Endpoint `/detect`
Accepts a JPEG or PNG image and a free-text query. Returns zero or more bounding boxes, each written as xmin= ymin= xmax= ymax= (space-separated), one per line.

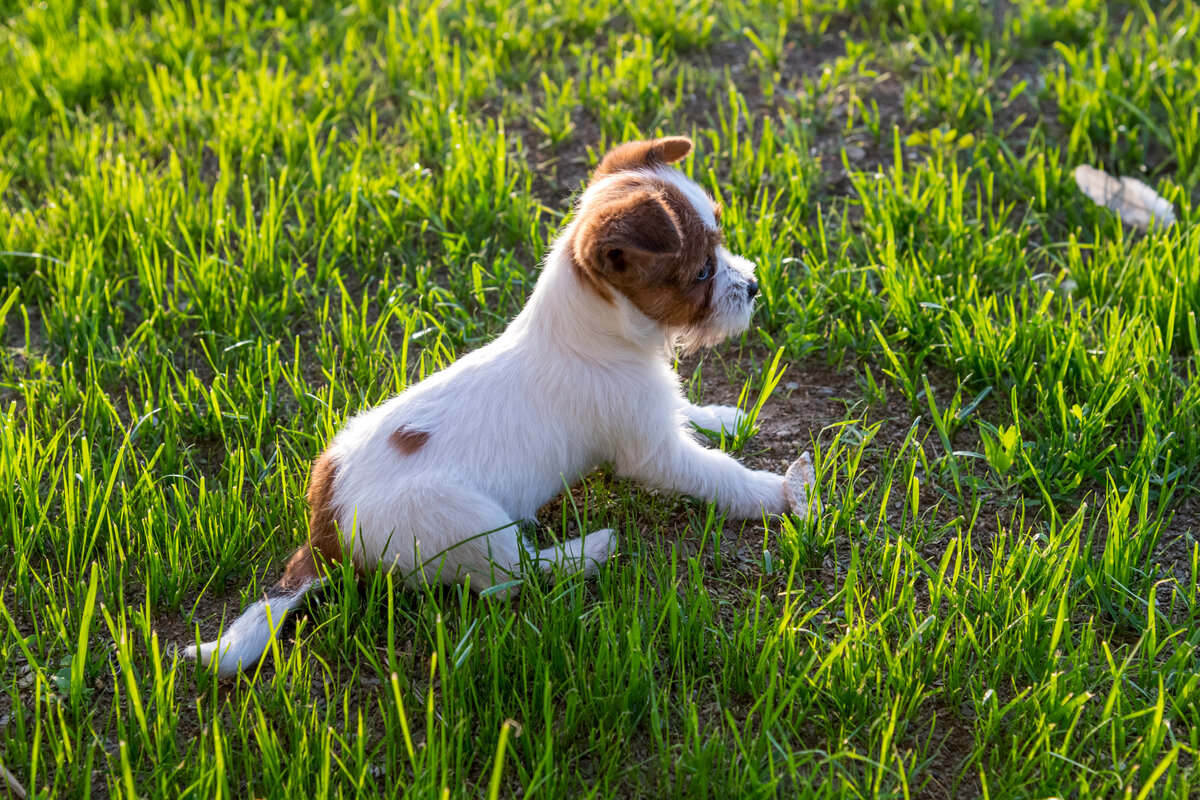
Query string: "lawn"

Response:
xmin=2 ymin=0 xmax=1200 ymax=797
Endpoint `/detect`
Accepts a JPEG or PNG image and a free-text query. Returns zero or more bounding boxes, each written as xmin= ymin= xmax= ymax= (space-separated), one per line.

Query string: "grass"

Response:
xmin=2 ymin=0 xmax=1200 ymax=797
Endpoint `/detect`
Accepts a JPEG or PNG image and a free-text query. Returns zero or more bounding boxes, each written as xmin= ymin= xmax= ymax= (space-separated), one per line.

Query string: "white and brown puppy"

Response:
xmin=185 ymin=136 xmax=813 ymax=678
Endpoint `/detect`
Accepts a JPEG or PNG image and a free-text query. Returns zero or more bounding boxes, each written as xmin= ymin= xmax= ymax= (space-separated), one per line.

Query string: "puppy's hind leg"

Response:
xmin=439 ymin=521 xmax=616 ymax=591
xmin=387 ymin=481 xmax=616 ymax=593
xmin=457 ymin=525 xmax=615 ymax=593
xmin=397 ymin=492 xmax=524 ymax=593
xmin=533 ymin=528 xmax=617 ymax=580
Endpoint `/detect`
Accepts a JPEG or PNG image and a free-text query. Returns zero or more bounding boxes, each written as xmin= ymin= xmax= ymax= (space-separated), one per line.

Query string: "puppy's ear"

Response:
xmin=595 ymin=137 xmax=693 ymax=177
xmin=574 ymin=190 xmax=682 ymax=275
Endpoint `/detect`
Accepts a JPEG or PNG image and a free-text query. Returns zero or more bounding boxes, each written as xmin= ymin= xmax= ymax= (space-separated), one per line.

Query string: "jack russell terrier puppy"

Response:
xmin=184 ymin=136 xmax=816 ymax=678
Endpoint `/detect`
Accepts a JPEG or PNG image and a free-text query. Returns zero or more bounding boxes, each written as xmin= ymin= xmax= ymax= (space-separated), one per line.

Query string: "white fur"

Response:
xmin=186 ymin=161 xmax=788 ymax=678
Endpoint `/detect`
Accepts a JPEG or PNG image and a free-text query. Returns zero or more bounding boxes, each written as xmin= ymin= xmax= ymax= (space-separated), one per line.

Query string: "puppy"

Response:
xmin=185 ymin=136 xmax=797 ymax=678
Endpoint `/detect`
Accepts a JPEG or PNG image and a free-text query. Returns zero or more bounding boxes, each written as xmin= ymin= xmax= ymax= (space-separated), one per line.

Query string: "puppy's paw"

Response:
xmin=784 ymin=452 xmax=820 ymax=519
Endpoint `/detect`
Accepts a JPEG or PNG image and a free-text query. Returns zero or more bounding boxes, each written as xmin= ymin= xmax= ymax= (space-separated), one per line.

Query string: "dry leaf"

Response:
xmin=1074 ymin=165 xmax=1176 ymax=232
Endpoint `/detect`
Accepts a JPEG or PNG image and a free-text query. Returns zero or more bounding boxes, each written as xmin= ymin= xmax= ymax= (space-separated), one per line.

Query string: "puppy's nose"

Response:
xmin=746 ymin=280 xmax=759 ymax=299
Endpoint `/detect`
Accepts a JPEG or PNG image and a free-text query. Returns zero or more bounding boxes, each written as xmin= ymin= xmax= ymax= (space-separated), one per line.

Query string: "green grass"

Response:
xmin=3 ymin=0 xmax=1200 ymax=797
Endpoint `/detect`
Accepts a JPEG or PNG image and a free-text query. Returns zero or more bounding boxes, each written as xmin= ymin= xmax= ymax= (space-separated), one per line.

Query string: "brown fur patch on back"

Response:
xmin=307 ymin=451 xmax=343 ymax=565
xmin=274 ymin=450 xmax=349 ymax=594
xmin=389 ymin=425 xmax=430 ymax=455
xmin=572 ymin=173 xmax=721 ymax=326
xmin=594 ymin=137 xmax=693 ymax=178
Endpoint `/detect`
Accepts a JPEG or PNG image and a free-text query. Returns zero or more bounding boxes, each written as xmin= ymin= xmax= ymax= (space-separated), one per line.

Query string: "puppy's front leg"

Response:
xmin=684 ymin=403 xmax=744 ymax=435
xmin=619 ymin=428 xmax=787 ymax=518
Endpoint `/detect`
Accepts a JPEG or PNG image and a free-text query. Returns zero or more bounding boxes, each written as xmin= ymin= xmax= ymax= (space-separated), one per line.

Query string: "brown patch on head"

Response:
xmin=389 ymin=425 xmax=430 ymax=455
xmin=594 ymin=136 xmax=693 ymax=178
xmin=571 ymin=173 xmax=723 ymax=327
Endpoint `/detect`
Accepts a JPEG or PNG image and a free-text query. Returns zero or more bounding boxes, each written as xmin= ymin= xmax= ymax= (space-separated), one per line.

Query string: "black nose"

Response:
xmin=746 ymin=280 xmax=759 ymax=299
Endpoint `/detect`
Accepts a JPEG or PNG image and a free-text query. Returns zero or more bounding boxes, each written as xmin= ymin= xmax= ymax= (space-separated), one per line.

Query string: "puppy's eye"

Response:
xmin=696 ymin=255 xmax=715 ymax=282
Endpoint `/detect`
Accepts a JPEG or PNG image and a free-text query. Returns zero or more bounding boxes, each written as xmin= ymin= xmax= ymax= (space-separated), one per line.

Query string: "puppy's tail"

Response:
xmin=183 ymin=544 xmax=329 ymax=679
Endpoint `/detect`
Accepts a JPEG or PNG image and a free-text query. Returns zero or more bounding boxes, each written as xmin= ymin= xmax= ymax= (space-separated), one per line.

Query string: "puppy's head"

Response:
xmin=569 ymin=137 xmax=760 ymax=351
